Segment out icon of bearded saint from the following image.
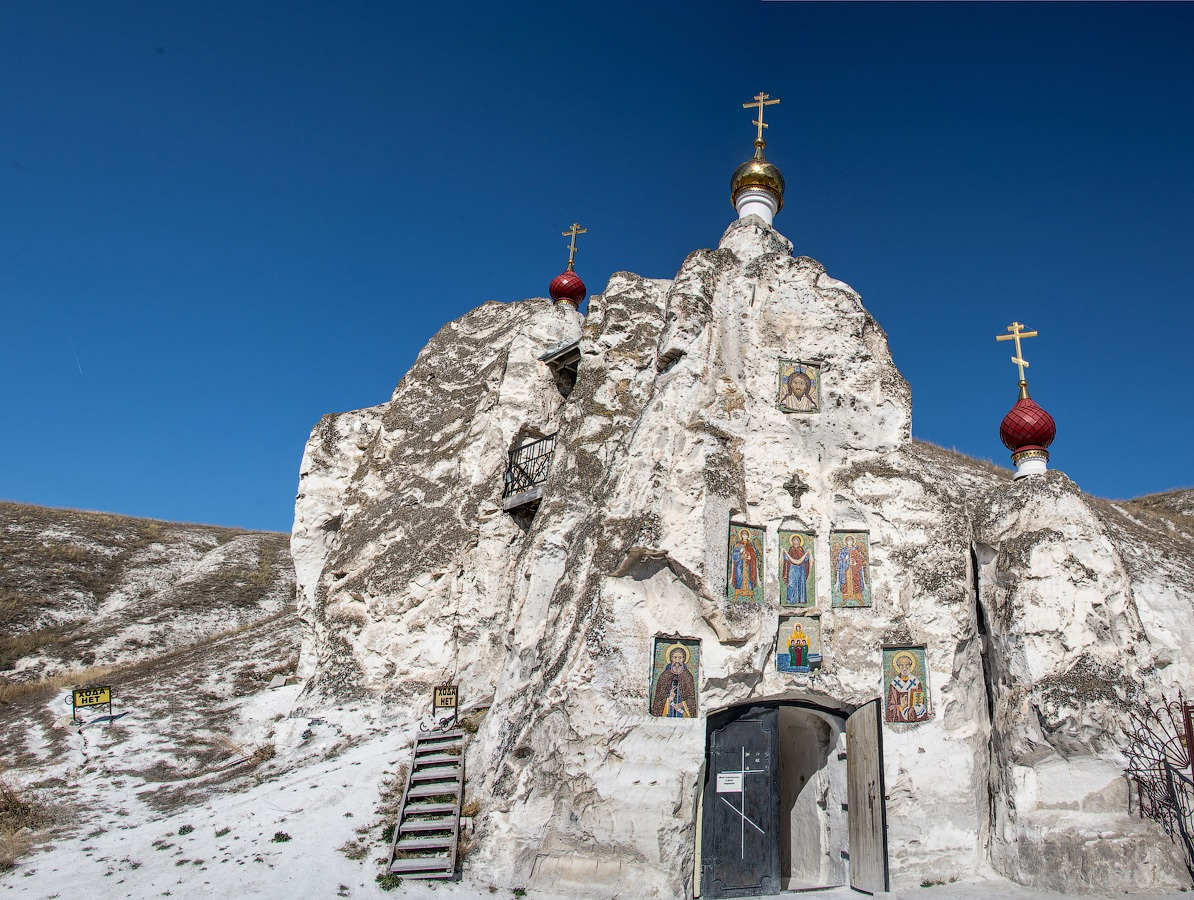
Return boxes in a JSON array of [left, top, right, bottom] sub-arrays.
[[779, 366, 818, 413], [651, 644, 697, 717]]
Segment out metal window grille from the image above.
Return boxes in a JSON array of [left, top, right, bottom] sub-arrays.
[[503, 434, 557, 499]]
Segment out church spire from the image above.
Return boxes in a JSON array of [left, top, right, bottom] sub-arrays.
[[730, 92, 786, 226], [549, 223, 587, 306], [996, 322, 1056, 479]]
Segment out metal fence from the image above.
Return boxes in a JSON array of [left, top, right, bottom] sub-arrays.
[[503, 434, 557, 499], [1124, 694, 1194, 882]]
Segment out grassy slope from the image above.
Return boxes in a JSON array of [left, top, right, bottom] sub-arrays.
[[0, 501, 295, 682]]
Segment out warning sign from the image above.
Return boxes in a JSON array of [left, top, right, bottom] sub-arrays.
[[70, 685, 114, 724], [73, 686, 111, 708], [433, 684, 458, 710]]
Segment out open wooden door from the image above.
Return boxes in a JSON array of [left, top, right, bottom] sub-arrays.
[[846, 699, 889, 894], [701, 706, 780, 898]]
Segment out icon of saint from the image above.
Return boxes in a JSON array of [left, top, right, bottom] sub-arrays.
[[730, 528, 760, 599], [652, 645, 697, 718], [788, 624, 809, 669], [782, 533, 811, 605], [886, 651, 929, 723], [835, 535, 867, 604]]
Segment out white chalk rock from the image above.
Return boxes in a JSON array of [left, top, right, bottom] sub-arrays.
[[291, 219, 1193, 896]]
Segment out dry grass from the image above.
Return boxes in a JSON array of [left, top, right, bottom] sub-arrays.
[[0, 612, 288, 707], [0, 778, 55, 870], [0, 621, 83, 671], [911, 438, 1012, 481], [208, 734, 276, 769], [0, 589, 30, 627], [0, 665, 117, 705]]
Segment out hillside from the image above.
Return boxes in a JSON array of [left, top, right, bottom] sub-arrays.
[[0, 501, 294, 681], [0, 503, 304, 881]]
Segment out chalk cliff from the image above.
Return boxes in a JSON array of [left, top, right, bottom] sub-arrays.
[[292, 217, 1193, 896]]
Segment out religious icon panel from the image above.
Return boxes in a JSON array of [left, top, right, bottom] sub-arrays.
[[650, 637, 701, 719], [882, 646, 931, 724], [778, 530, 815, 607], [776, 359, 821, 414], [726, 524, 766, 603], [830, 531, 871, 608], [776, 616, 822, 673]]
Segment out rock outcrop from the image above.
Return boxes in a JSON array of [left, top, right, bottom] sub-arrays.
[[292, 217, 1194, 896]]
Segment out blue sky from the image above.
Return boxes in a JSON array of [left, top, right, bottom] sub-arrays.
[[2, 2, 1191, 532]]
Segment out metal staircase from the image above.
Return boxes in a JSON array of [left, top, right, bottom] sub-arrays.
[[386, 729, 465, 880]]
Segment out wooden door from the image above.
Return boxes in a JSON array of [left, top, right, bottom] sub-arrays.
[[701, 706, 780, 898], [846, 699, 889, 894]]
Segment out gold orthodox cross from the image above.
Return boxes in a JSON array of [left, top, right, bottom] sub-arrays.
[[996, 321, 1039, 396], [743, 92, 780, 143], [562, 223, 587, 271]]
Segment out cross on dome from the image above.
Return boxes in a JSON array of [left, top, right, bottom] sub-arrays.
[[730, 92, 786, 226], [996, 321, 1039, 399], [562, 223, 587, 273], [743, 92, 780, 145], [549, 222, 588, 307], [995, 321, 1055, 479]]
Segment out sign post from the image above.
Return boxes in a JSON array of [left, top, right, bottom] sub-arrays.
[[72, 685, 113, 725]]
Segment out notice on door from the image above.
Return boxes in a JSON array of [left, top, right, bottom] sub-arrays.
[[716, 772, 744, 793]]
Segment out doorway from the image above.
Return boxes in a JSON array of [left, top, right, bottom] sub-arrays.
[[699, 699, 887, 898], [778, 706, 847, 890]]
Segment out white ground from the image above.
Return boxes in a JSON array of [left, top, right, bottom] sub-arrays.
[[2, 615, 1190, 900], [5, 686, 1191, 900]]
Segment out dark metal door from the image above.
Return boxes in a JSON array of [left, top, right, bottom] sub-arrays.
[[701, 706, 780, 898], [846, 699, 889, 894]]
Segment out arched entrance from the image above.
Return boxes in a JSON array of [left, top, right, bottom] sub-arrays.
[[697, 697, 888, 898]]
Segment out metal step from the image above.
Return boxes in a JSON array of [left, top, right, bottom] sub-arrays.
[[412, 752, 461, 765], [389, 856, 454, 876], [402, 801, 458, 815], [395, 836, 455, 850], [406, 782, 460, 799], [411, 766, 461, 782], [400, 816, 456, 833], [415, 731, 464, 747]]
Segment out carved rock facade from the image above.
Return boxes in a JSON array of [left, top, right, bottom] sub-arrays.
[[292, 217, 1192, 896]]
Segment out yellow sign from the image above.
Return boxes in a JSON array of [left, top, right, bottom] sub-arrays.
[[73, 686, 111, 707], [433, 684, 458, 709]]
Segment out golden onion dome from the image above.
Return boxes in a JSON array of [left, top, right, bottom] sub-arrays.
[[730, 139, 785, 212]]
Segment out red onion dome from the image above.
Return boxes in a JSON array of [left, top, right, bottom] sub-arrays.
[[549, 269, 586, 305], [1000, 396, 1056, 453]]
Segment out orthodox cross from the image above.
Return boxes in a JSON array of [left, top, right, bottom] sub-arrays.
[[562, 223, 587, 272], [743, 92, 780, 143], [996, 321, 1039, 397]]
